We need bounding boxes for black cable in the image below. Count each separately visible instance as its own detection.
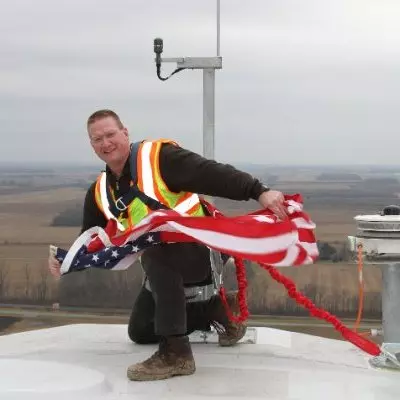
[156,65,186,81]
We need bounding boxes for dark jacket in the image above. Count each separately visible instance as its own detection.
[80,142,268,281]
[81,142,268,232]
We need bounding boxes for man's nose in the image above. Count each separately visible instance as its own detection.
[102,137,112,148]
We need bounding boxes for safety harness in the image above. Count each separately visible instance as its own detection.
[106,142,169,220]
[103,142,225,301]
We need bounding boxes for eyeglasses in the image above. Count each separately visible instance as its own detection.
[90,131,117,145]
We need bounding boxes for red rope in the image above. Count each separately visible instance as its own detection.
[219,258,249,323]
[219,257,381,357]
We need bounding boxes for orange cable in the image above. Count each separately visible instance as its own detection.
[354,243,367,335]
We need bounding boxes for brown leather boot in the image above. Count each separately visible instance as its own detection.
[127,335,196,381]
[208,291,247,346]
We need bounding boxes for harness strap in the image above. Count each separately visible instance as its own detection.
[107,141,168,218]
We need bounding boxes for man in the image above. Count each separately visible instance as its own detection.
[49,109,288,381]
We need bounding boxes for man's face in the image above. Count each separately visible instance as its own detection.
[88,116,130,165]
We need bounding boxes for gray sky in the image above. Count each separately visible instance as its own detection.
[1,0,400,166]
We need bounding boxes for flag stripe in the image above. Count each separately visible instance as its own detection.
[54,193,319,274]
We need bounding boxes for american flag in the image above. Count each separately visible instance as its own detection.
[52,194,319,275]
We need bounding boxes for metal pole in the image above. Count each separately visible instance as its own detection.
[217,0,220,56]
[382,263,400,343]
[202,68,216,302]
[199,1,220,308]
[153,2,223,315]
[203,68,215,161]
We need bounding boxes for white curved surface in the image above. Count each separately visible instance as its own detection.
[355,214,400,222]
[0,324,399,400]
[0,359,108,399]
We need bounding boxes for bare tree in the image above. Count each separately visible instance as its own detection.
[0,261,9,301]
[24,263,31,300]
[35,266,49,303]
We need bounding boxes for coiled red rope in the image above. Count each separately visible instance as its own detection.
[219,258,249,322]
[219,257,381,357]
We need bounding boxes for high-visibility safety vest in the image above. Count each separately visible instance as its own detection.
[93,139,206,232]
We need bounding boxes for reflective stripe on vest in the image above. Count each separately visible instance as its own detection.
[140,140,204,216]
[98,172,126,231]
[173,192,202,214]
[140,141,158,201]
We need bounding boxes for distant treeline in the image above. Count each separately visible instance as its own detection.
[0,183,91,197]
[316,173,399,184]
[0,167,55,174]
[51,204,83,227]
[316,173,362,181]
[317,242,350,262]
[0,259,381,319]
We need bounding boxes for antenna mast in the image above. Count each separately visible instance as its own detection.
[152,1,223,306]
[217,0,220,56]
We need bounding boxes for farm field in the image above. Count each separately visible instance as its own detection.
[1,164,397,337]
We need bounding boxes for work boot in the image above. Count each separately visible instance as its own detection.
[127,335,195,381]
[208,291,247,346]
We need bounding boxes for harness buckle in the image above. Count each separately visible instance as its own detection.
[115,197,128,211]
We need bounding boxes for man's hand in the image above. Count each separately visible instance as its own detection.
[48,255,61,279]
[258,190,288,220]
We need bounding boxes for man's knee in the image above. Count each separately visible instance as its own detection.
[128,324,159,344]
[128,311,159,344]
[128,287,159,344]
